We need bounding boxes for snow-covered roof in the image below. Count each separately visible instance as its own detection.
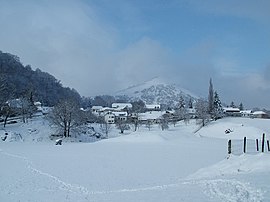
[186,108,196,113]
[92,106,103,110]
[34,101,42,106]
[240,110,253,114]
[112,111,128,117]
[253,111,266,115]
[138,111,164,121]
[145,104,161,109]
[112,103,132,109]
[223,107,240,112]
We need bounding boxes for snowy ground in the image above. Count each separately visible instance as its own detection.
[0,117,270,202]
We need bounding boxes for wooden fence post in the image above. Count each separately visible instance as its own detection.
[228,139,232,154]
[243,137,247,153]
[262,133,265,152]
[267,140,270,152]
[256,139,259,151]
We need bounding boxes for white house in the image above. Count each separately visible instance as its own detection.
[103,111,128,124]
[113,111,128,122]
[186,108,196,117]
[40,106,53,115]
[91,106,103,115]
[240,110,253,117]
[104,112,115,124]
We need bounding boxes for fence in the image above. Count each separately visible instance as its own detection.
[228,133,270,155]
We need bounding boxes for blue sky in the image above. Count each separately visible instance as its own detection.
[0,0,270,108]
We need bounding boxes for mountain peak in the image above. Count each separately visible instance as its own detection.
[116,78,198,107]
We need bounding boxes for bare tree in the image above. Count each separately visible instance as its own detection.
[171,117,179,127]
[1,104,14,127]
[208,78,214,115]
[0,76,5,100]
[49,99,82,137]
[16,93,37,123]
[145,120,153,131]
[0,74,8,109]
[115,120,130,134]
[130,113,140,131]
[19,98,32,123]
[159,115,169,131]
[100,120,112,138]
[195,98,210,127]
[174,107,187,121]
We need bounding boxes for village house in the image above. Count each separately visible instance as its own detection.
[113,111,128,122]
[103,111,128,124]
[91,106,103,116]
[223,107,241,117]
[252,111,269,119]
[112,103,132,111]
[138,111,164,124]
[104,112,115,124]
[186,108,196,118]
[145,104,161,111]
[240,110,253,118]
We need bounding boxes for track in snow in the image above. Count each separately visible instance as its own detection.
[0,149,265,202]
[185,179,264,202]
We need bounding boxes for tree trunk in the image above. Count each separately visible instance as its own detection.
[4,111,9,128]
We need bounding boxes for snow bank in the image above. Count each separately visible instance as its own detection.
[188,153,270,180]
[197,117,270,140]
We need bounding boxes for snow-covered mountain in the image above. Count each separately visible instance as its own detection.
[116,77,198,107]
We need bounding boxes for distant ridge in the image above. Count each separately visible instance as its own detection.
[0,50,81,106]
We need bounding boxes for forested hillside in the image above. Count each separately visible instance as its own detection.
[0,51,81,106]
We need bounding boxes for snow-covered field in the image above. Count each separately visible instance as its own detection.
[0,117,270,202]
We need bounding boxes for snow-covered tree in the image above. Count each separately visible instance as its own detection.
[230,101,235,108]
[176,96,185,109]
[173,96,188,123]
[131,100,146,113]
[188,98,193,109]
[239,103,244,111]
[213,91,223,120]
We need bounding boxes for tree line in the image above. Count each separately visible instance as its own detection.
[0,51,81,107]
